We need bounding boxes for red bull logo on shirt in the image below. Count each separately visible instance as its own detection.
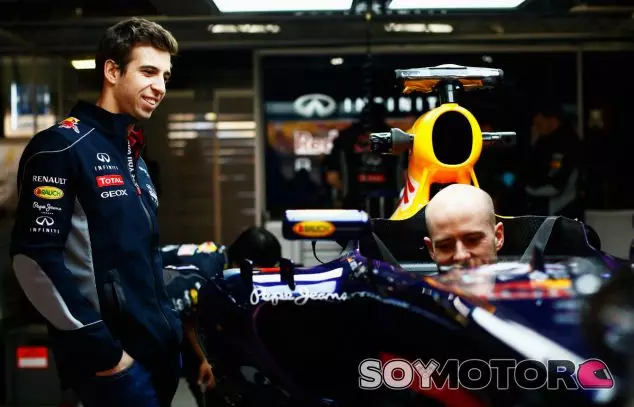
[58,117,80,133]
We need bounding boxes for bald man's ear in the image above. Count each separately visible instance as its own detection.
[494,222,504,252]
[424,236,435,260]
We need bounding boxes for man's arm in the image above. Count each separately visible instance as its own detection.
[10,132,123,375]
[183,315,207,363]
[183,314,215,388]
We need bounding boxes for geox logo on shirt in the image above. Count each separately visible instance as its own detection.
[100,189,128,199]
[32,175,67,185]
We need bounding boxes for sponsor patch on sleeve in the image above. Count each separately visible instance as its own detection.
[58,117,80,133]
[29,215,61,235]
[33,186,64,200]
[96,174,125,188]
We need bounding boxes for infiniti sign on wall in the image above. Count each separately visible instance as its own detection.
[293,94,337,118]
[278,93,435,119]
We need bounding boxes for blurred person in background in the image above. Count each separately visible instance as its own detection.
[523,103,584,220]
[324,102,406,218]
[161,226,282,407]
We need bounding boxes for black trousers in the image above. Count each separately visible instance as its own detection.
[60,348,181,407]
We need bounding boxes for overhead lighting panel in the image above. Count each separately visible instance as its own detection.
[71,59,95,70]
[211,0,353,12]
[388,0,526,10]
[208,24,281,34]
[384,23,453,33]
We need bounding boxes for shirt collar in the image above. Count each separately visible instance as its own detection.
[68,100,145,157]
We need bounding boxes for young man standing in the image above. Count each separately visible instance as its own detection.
[10,18,182,407]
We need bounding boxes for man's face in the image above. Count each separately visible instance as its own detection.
[112,45,171,120]
[424,209,504,267]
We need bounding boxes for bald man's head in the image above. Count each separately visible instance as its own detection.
[424,184,504,267]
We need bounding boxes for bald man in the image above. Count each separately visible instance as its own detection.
[423,184,505,267]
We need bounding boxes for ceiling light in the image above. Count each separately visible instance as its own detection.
[208,24,281,34]
[384,23,453,33]
[211,0,353,12]
[388,0,526,10]
[330,57,344,65]
[71,59,95,70]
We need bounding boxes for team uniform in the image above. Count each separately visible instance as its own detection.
[10,101,182,406]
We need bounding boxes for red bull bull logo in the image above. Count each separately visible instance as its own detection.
[58,117,80,133]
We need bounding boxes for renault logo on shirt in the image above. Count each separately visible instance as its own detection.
[32,175,67,185]
[293,94,337,118]
[96,153,111,163]
[36,216,54,226]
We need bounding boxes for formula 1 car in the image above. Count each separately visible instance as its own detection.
[196,208,628,407]
[195,64,631,407]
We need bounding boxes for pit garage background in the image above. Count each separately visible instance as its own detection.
[0,0,633,405]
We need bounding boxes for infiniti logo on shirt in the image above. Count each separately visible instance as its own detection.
[96,153,111,163]
[36,216,54,226]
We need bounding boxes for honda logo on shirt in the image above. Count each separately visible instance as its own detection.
[36,216,54,226]
[96,153,110,163]
[96,175,124,188]
[293,94,337,118]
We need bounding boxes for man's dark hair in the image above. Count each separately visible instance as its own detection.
[227,226,282,268]
[95,17,178,86]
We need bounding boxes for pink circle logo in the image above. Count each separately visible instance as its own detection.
[577,359,614,389]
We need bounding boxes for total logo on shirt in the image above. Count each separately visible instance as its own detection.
[96,174,124,188]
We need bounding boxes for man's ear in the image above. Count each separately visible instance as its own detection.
[103,59,120,85]
[494,221,504,252]
[423,236,435,261]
